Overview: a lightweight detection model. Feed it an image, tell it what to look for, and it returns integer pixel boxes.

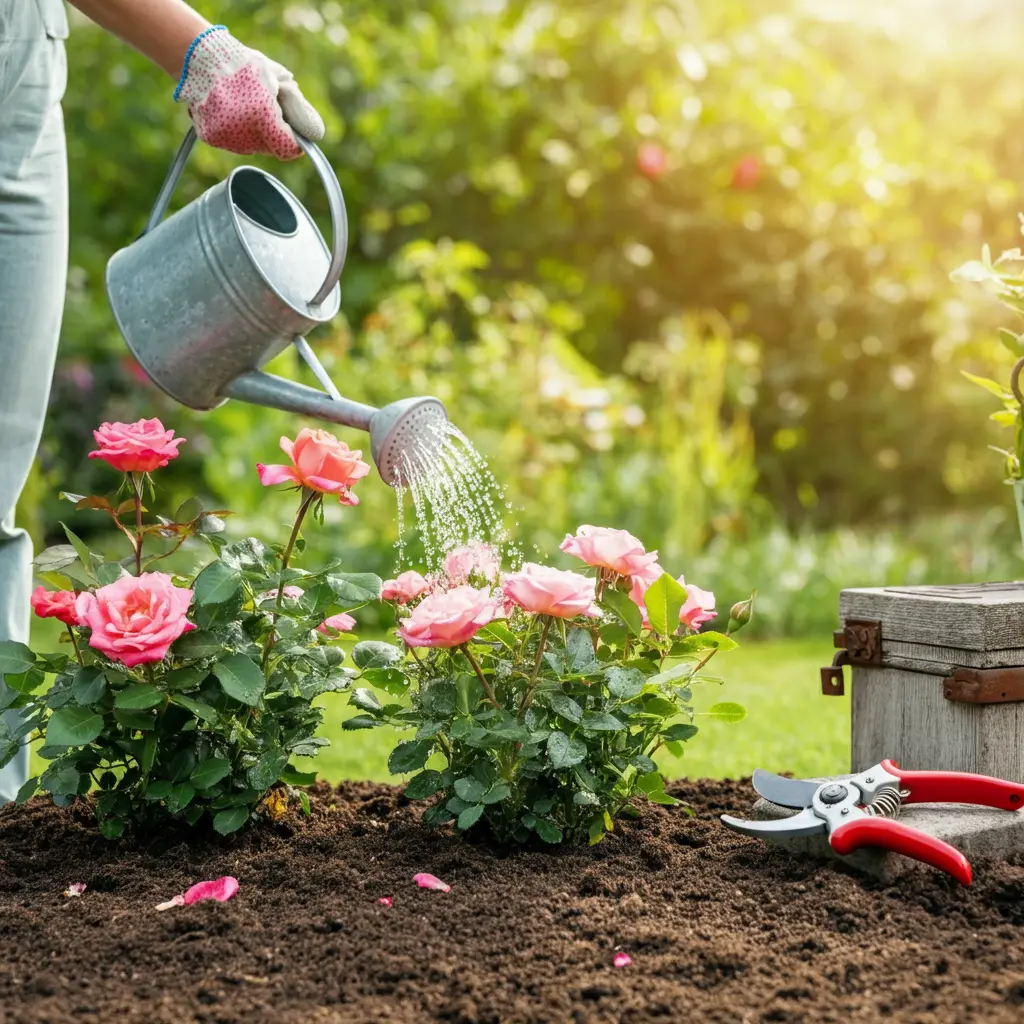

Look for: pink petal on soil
[613,952,633,968]
[377,896,393,907]
[183,876,239,905]
[156,894,186,912]
[413,872,450,893]
[64,882,86,898]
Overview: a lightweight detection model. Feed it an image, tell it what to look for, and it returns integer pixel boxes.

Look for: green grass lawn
[289,636,849,783]
[29,628,849,784]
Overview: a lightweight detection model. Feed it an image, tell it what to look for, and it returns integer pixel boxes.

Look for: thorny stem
[132,473,144,576]
[462,645,500,709]
[67,627,83,667]
[518,614,552,716]
[261,489,317,672]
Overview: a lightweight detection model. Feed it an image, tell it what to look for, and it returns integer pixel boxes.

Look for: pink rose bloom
[443,543,500,585]
[680,583,716,630]
[501,563,598,619]
[30,586,79,627]
[260,585,304,601]
[88,418,185,474]
[257,428,370,505]
[318,612,356,635]
[381,570,430,604]
[560,525,658,578]
[398,585,503,648]
[636,142,667,180]
[75,573,194,668]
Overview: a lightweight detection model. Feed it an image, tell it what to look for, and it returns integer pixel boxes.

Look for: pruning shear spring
[721,759,1024,885]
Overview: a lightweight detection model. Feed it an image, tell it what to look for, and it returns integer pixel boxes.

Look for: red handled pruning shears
[721,760,1024,885]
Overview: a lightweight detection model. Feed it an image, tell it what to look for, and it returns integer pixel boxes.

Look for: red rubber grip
[830,817,972,885]
[880,759,1024,811]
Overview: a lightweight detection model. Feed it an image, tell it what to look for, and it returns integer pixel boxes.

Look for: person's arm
[68,0,210,78]
[66,1,324,161]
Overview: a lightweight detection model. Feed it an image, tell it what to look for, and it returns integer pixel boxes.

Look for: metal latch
[943,667,1024,705]
[821,619,882,696]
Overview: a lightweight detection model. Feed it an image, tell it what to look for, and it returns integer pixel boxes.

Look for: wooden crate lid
[839,582,1024,672]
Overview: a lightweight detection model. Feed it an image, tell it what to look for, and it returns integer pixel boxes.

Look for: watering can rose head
[75,574,195,668]
[257,428,370,504]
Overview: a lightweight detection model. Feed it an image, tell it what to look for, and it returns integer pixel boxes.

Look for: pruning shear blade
[720,807,825,839]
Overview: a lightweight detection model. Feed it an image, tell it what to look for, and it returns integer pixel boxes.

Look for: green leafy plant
[346,534,751,845]
[0,419,379,838]
[953,234,1024,481]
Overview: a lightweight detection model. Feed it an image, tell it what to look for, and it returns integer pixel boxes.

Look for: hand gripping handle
[880,759,1024,811]
[830,817,973,885]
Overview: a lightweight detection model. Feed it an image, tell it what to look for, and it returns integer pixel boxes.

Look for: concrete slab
[746,775,1024,883]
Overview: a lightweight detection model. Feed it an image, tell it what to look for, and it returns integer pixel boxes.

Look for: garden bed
[1,779,1023,1024]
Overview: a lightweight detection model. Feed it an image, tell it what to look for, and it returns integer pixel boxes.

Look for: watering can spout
[224,372,448,488]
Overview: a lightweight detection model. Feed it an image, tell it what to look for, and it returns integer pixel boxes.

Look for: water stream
[393,421,522,574]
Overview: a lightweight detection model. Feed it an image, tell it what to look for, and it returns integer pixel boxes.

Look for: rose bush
[345,525,753,846]
[0,420,380,838]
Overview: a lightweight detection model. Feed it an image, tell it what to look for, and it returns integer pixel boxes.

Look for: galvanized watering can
[106,127,446,486]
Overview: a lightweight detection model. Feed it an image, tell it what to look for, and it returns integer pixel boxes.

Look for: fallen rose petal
[156,894,186,912]
[613,952,633,968]
[413,872,450,892]
[377,896,393,907]
[64,882,86,898]
[183,876,239,905]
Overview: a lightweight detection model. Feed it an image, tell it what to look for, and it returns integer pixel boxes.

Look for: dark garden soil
[1,780,1024,1024]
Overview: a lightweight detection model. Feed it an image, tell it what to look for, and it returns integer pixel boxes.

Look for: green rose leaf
[404,769,445,800]
[706,701,747,723]
[644,573,688,637]
[99,817,126,839]
[32,545,78,573]
[172,631,223,659]
[535,819,563,844]
[566,628,600,675]
[601,587,644,636]
[213,655,265,706]
[191,757,232,789]
[247,750,289,790]
[582,711,625,732]
[145,780,173,800]
[71,667,106,705]
[171,696,218,723]
[114,683,163,710]
[342,714,385,730]
[547,693,583,723]
[662,722,699,742]
[457,804,484,830]
[47,706,104,747]
[351,641,404,670]
[167,781,196,814]
[547,730,586,769]
[481,782,511,805]
[15,776,38,805]
[673,631,738,656]
[605,666,645,700]
[326,573,382,607]
[350,687,383,713]
[212,806,250,835]
[454,777,486,803]
[193,561,243,606]
[281,766,317,787]
[0,641,34,682]
[388,739,433,775]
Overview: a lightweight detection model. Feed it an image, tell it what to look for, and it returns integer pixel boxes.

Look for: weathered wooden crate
[823,583,1024,782]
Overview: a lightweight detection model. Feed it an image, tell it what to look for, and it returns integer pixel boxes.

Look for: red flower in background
[731,154,761,190]
[636,142,668,180]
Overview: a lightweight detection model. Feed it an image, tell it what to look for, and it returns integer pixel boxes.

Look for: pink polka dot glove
[174,26,325,160]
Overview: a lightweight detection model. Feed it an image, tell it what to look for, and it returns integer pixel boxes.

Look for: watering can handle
[143,126,348,311]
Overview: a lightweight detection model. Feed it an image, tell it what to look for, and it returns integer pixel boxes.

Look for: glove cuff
[173,25,232,102]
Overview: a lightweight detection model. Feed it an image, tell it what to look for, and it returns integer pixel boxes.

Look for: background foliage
[24,0,1024,640]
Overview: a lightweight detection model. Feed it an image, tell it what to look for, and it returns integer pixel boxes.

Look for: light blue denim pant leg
[0,1,69,803]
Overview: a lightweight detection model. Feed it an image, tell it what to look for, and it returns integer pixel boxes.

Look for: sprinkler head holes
[369,396,449,487]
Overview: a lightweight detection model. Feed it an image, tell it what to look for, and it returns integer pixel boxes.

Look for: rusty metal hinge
[821,619,882,696]
[943,667,1024,705]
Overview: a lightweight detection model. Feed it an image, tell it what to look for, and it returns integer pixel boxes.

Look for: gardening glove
[174,25,325,161]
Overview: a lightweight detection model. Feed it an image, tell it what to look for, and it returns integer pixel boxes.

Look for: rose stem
[132,473,144,576]
[461,644,500,709]
[518,614,552,715]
